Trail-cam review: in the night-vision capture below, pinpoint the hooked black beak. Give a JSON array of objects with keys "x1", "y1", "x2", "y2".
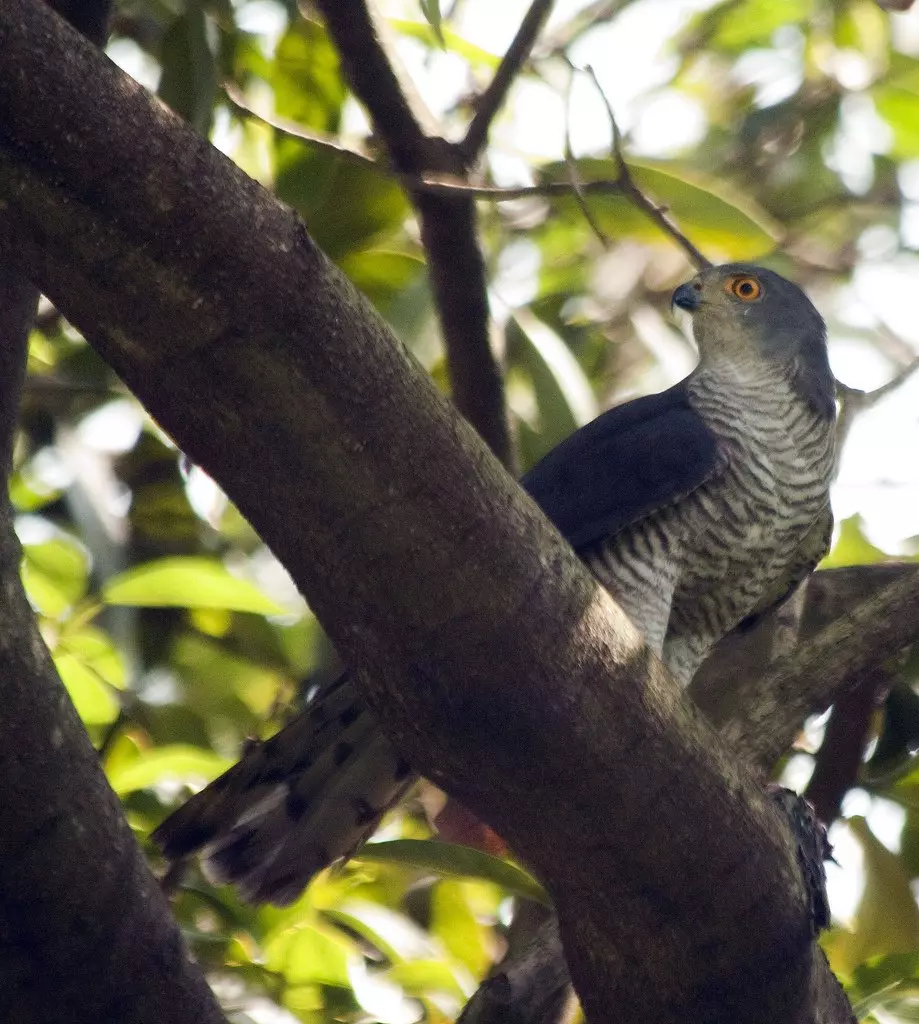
[{"x1": 672, "y1": 282, "x2": 701, "y2": 312}]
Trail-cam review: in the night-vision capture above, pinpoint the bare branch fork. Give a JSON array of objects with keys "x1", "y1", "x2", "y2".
[{"x1": 313, "y1": 0, "x2": 527, "y2": 469}]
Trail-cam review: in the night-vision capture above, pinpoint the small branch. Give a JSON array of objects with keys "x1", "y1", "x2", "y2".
[
  {"x1": 460, "y1": 0, "x2": 556, "y2": 161},
  {"x1": 459, "y1": 902, "x2": 575, "y2": 1024},
  {"x1": 583, "y1": 64, "x2": 712, "y2": 269},
  {"x1": 836, "y1": 357, "x2": 919, "y2": 453},
  {"x1": 314, "y1": 1, "x2": 436, "y2": 173},
  {"x1": 537, "y1": 0, "x2": 632, "y2": 57},
  {"x1": 804, "y1": 669, "x2": 887, "y2": 825},
  {"x1": 562, "y1": 66, "x2": 611, "y2": 250},
  {"x1": 710, "y1": 568, "x2": 919, "y2": 772},
  {"x1": 224, "y1": 81, "x2": 378, "y2": 168},
  {"x1": 316, "y1": 0, "x2": 514, "y2": 469}
]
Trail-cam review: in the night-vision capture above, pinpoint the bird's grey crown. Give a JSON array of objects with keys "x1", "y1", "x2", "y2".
[{"x1": 694, "y1": 263, "x2": 836, "y2": 420}]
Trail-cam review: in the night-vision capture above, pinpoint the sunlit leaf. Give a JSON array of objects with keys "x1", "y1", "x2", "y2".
[
  {"x1": 55, "y1": 651, "x2": 120, "y2": 726},
  {"x1": 539, "y1": 159, "x2": 779, "y2": 261},
  {"x1": 59, "y1": 625, "x2": 128, "y2": 690},
  {"x1": 386, "y1": 958, "x2": 473, "y2": 1000},
  {"x1": 102, "y1": 557, "x2": 283, "y2": 614},
  {"x1": 354, "y1": 840, "x2": 550, "y2": 905},
  {"x1": 695, "y1": 0, "x2": 813, "y2": 52},
  {"x1": 431, "y1": 879, "x2": 496, "y2": 976},
  {"x1": 832, "y1": 817, "x2": 919, "y2": 973},
  {"x1": 419, "y1": 0, "x2": 445, "y2": 47},
  {"x1": 107, "y1": 744, "x2": 231, "y2": 796},
  {"x1": 9, "y1": 465, "x2": 62, "y2": 512},
  {"x1": 822, "y1": 515, "x2": 891, "y2": 568},
  {"x1": 264, "y1": 918, "x2": 361, "y2": 987},
  {"x1": 273, "y1": 18, "x2": 346, "y2": 131},
  {"x1": 388, "y1": 19, "x2": 501, "y2": 67},
  {"x1": 875, "y1": 87, "x2": 919, "y2": 159},
  {"x1": 21, "y1": 535, "x2": 90, "y2": 617},
  {"x1": 327, "y1": 900, "x2": 443, "y2": 962}
]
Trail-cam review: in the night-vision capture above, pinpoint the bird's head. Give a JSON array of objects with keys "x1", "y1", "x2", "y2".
[{"x1": 672, "y1": 263, "x2": 835, "y2": 417}]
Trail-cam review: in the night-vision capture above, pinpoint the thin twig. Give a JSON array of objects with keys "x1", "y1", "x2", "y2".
[
  {"x1": 223, "y1": 81, "x2": 378, "y2": 168},
  {"x1": 537, "y1": 0, "x2": 634, "y2": 57},
  {"x1": 461, "y1": 0, "x2": 556, "y2": 161},
  {"x1": 583, "y1": 64, "x2": 712, "y2": 269},
  {"x1": 563, "y1": 65, "x2": 611, "y2": 249},
  {"x1": 835, "y1": 356, "x2": 919, "y2": 454}
]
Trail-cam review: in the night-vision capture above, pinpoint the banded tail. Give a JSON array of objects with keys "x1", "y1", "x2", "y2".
[{"x1": 152, "y1": 672, "x2": 416, "y2": 905}]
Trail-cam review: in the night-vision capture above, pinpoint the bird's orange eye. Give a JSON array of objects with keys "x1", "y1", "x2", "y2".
[{"x1": 725, "y1": 275, "x2": 762, "y2": 301}]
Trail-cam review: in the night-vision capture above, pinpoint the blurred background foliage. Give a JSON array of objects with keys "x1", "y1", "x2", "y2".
[{"x1": 17, "y1": 0, "x2": 919, "y2": 1019}]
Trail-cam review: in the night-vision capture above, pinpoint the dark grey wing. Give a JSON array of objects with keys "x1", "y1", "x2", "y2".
[{"x1": 521, "y1": 382, "x2": 725, "y2": 552}]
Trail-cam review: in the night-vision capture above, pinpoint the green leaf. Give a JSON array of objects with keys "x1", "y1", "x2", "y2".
[
  {"x1": 431, "y1": 879, "x2": 496, "y2": 976},
  {"x1": 690, "y1": 0, "x2": 814, "y2": 53},
  {"x1": 874, "y1": 87, "x2": 919, "y2": 159},
  {"x1": 507, "y1": 311, "x2": 598, "y2": 465},
  {"x1": 418, "y1": 0, "x2": 445, "y2": 47},
  {"x1": 55, "y1": 651, "x2": 120, "y2": 726},
  {"x1": 326, "y1": 900, "x2": 443, "y2": 962},
  {"x1": 849, "y1": 951, "x2": 919, "y2": 1018},
  {"x1": 540, "y1": 158, "x2": 779, "y2": 261},
  {"x1": 834, "y1": 817, "x2": 919, "y2": 973},
  {"x1": 337, "y1": 250, "x2": 427, "y2": 311},
  {"x1": 388, "y1": 19, "x2": 500, "y2": 68},
  {"x1": 353, "y1": 840, "x2": 550, "y2": 905},
  {"x1": 107, "y1": 744, "x2": 231, "y2": 796},
  {"x1": 9, "y1": 465, "x2": 62, "y2": 513},
  {"x1": 273, "y1": 19, "x2": 346, "y2": 131},
  {"x1": 158, "y1": 4, "x2": 218, "y2": 135},
  {"x1": 385, "y1": 958, "x2": 473, "y2": 1000},
  {"x1": 59, "y1": 625, "x2": 128, "y2": 690},
  {"x1": 823, "y1": 515, "x2": 891, "y2": 568},
  {"x1": 21, "y1": 535, "x2": 90, "y2": 617},
  {"x1": 275, "y1": 143, "x2": 410, "y2": 260},
  {"x1": 102, "y1": 557, "x2": 283, "y2": 614},
  {"x1": 264, "y1": 918, "x2": 361, "y2": 987}
]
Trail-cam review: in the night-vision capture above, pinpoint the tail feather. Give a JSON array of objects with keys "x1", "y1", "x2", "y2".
[{"x1": 152, "y1": 672, "x2": 418, "y2": 905}]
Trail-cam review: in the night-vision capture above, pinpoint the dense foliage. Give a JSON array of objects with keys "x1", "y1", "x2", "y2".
[{"x1": 15, "y1": 0, "x2": 919, "y2": 1019}]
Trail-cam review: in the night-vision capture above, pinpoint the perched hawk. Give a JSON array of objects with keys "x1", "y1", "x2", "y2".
[{"x1": 154, "y1": 263, "x2": 837, "y2": 904}]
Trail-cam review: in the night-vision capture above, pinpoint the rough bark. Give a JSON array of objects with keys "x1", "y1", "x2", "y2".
[
  {"x1": 0, "y1": 3, "x2": 856, "y2": 1021},
  {"x1": 0, "y1": 3, "x2": 227, "y2": 1022}
]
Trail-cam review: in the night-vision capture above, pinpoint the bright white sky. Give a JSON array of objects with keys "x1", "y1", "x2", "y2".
[{"x1": 103, "y1": 0, "x2": 919, "y2": 926}]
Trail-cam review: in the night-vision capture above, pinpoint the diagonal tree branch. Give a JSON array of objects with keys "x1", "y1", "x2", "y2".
[
  {"x1": 460, "y1": 0, "x2": 556, "y2": 161},
  {"x1": 697, "y1": 568, "x2": 919, "y2": 771},
  {"x1": 315, "y1": 0, "x2": 514, "y2": 468},
  {"x1": 0, "y1": 5, "x2": 852, "y2": 1020}
]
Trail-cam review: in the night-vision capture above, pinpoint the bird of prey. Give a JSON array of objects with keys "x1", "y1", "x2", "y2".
[{"x1": 154, "y1": 263, "x2": 837, "y2": 905}]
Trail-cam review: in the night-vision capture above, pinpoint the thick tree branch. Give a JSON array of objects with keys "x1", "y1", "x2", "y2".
[
  {"x1": 0, "y1": 4, "x2": 227, "y2": 1023},
  {"x1": 315, "y1": 0, "x2": 514, "y2": 468},
  {"x1": 0, "y1": 4, "x2": 851, "y2": 1020}
]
